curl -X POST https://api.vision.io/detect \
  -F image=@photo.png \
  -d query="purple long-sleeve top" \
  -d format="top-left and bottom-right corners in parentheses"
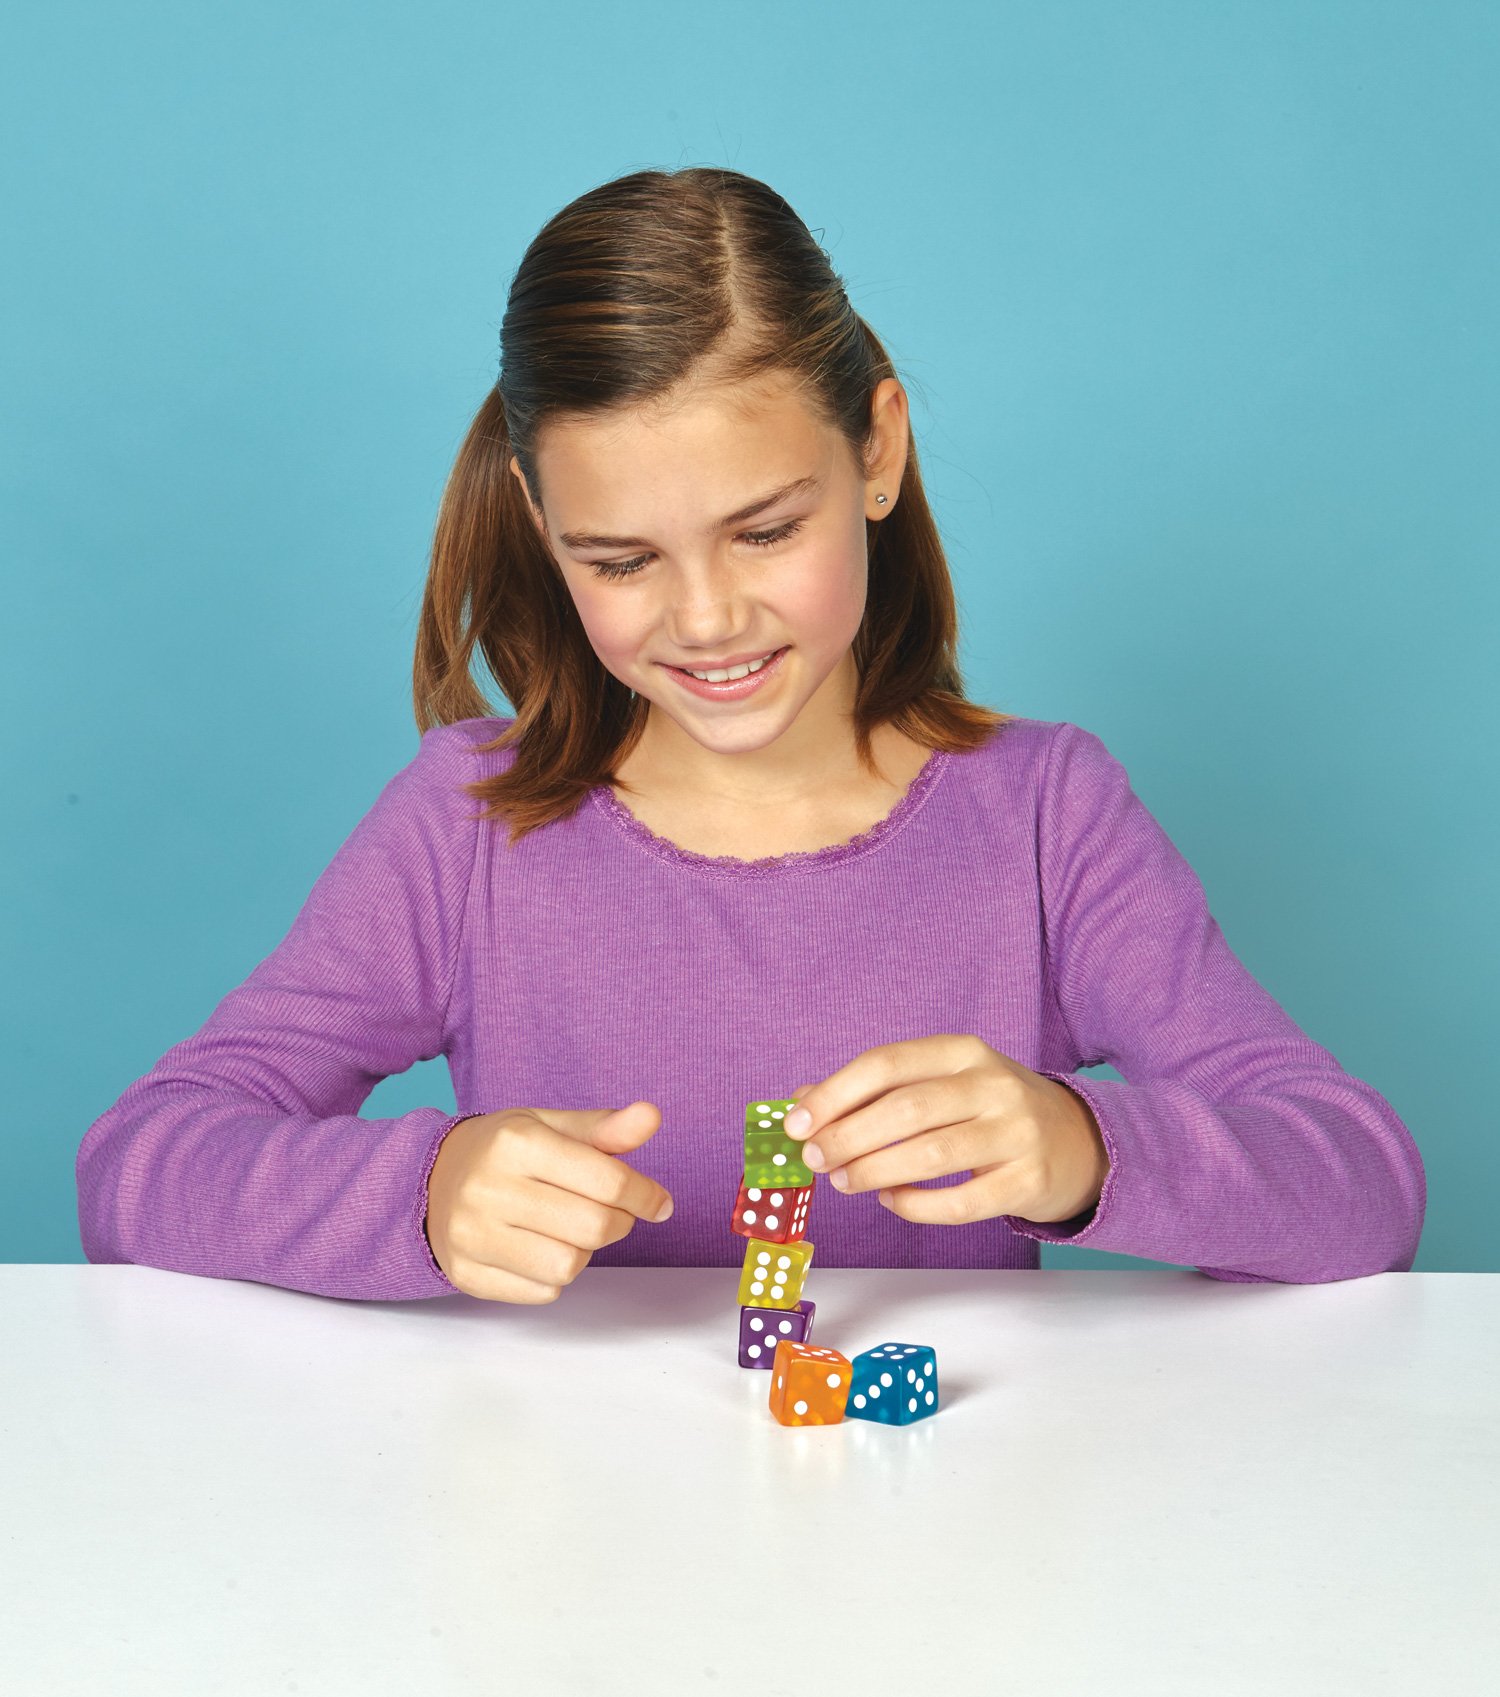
top-left (76, 714), bottom-right (1426, 1300)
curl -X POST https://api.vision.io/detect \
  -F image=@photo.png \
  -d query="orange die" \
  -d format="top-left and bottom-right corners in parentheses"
top-left (768, 1339), bottom-right (852, 1427)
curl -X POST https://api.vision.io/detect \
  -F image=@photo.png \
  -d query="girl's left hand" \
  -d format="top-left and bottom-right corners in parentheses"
top-left (784, 1035), bottom-right (1110, 1226)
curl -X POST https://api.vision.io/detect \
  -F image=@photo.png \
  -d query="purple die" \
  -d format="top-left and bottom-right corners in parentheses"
top-left (739, 1299), bottom-right (815, 1368)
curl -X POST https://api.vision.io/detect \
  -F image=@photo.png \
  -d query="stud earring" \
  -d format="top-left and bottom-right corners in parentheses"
top-left (875, 493), bottom-right (887, 506)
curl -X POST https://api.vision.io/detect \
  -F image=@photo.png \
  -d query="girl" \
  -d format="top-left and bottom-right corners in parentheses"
top-left (76, 166), bottom-right (1426, 1305)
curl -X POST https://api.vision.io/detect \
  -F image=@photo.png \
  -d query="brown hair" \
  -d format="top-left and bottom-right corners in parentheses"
top-left (413, 165), bottom-right (1012, 847)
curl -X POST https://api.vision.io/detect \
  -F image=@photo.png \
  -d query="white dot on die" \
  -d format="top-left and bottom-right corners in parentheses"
top-left (749, 1318), bottom-right (764, 1332)
top-left (908, 1398), bottom-right (917, 1413)
top-left (906, 1369), bottom-right (916, 1383)
top-left (880, 1373), bottom-right (893, 1388)
top-left (776, 1375), bottom-right (783, 1388)
top-left (750, 1281), bottom-right (765, 1296)
top-left (870, 1385), bottom-right (881, 1398)
top-left (853, 1394), bottom-right (867, 1408)
top-left (793, 1400), bottom-right (808, 1416)
top-left (766, 1215), bottom-right (780, 1229)
top-left (777, 1255), bottom-right (791, 1269)
top-left (748, 1188), bottom-right (762, 1201)
top-left (925, 1392), bottom-right (934, 1405)
top-left (773, 1154), bottom-right (787, 1166)
top-left (770, 1192), bottom-right (784, 1206)
top-left (748, 1345), bottom-right (762, 1358)
top-left (778, 1320), bottom-right (793, 1333)
top-left (825, 1374), bottom-right (841, 1388)
top-left (756, 1251), bottom-right (771, 1265)
top-left (741, 1211), bottom-right (756, 1224)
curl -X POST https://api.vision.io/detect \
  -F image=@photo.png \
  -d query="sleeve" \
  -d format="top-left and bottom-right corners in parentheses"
top-left (74, 722), bottom-right (488, 1302)
top-left (1001, 721), bottom-right (1427, 1283)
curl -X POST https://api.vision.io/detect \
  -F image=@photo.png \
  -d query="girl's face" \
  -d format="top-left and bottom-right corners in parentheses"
top-left (511, 369), bottom-right (908, 775)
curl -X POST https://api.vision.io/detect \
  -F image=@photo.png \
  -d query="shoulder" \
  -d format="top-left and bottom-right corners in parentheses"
top-left (416, 713), bottom-right (518, 761)
top-left (953, 717), bottom-right (1139, 840)
top-left (968, 715), bottom-right (1124, 779)
top-left (956, 713), bottom-right (1104, 788)
top-left (410, 715), bottom-right (520, 785)
top-left (352, 717), bottom-right (520, 841)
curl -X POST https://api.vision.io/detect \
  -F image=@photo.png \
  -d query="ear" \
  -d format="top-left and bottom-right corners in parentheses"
top-left (864, 378), bottom-right (910, 519)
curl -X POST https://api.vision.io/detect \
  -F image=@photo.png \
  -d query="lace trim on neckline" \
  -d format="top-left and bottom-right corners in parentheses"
top-left (589, 748), bottom-right (952, 878)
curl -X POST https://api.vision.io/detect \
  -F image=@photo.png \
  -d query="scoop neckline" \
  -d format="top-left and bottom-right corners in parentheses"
top-left (589, 746), bottom-right (952, 878)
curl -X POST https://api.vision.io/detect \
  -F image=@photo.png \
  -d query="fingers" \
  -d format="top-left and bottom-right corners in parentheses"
top-left (878, 1168), bottom-right (1021, 1228)
top-left (441, 1228), bottom-right (576, 1303)
top-left (825, 1120), bottom-right (986, 1197)
top-left (501, 1174), bottom-right (640, 1256)
top-left (782, 1037), bottom-right (989, 1164)
top-left (790, 1075), bottom-right (992, 1190)
top-left (445, 1189), bottom-right (625, 1302)
top-left (512, 1110), bottom-right (673, 1225)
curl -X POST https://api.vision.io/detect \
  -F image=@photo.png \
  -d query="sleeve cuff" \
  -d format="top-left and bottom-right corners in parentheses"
top-left (415, 1110), bottom-right (475, 1295)
top-left (1000, 1070), bottom-right (1123, 1246)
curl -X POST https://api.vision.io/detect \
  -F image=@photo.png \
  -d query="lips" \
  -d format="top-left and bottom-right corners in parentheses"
top-left (666, 647), bottom-right (783, 676)
top-left (661, 645), bottom-right (790, 698)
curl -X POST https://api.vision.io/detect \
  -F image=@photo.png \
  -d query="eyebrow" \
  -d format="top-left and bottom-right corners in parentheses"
top-left (557, 475), bottom-right (823, 551)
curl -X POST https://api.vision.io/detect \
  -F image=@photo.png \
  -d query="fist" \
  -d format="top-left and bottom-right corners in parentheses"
top-left (424, 1102), bottom-right (674, 1303)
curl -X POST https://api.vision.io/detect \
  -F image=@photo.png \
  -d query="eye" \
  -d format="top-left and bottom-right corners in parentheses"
top-left (589, 517), bottom-right (805, 581)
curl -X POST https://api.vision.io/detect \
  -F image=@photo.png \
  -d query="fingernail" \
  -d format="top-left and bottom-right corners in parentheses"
top-left (785, 1107), bottom-right (811, 1136)
top-left (802, 1143), bottom-right (826, 1171)
top-left (653, 1199), bottom-right (673, 1222)
top-left (828, 1168), bottom-right (849, 1191)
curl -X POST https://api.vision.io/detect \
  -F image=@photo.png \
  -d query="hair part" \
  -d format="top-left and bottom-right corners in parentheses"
top-left (413, 165), bottom-right (1012, 847)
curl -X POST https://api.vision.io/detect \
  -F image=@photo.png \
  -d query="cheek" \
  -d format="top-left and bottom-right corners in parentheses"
top-left (787, 540), bottom-right (867, 638)
top-left (571, 586), bottom-right (646, 658)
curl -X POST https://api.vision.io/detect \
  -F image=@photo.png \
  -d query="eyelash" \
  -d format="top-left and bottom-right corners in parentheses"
top-left (589, 518), bottom-right (805, 581)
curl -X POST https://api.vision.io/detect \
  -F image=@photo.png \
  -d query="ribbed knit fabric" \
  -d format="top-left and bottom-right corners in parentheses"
top-left (75, 714), bottom-right (1426, 1301)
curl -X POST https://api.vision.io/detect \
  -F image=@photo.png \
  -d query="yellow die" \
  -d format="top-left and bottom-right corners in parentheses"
top-left (737, 1237), bottom-right (813, 1310)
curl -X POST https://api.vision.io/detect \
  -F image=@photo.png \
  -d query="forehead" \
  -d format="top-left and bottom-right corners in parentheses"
top-left (533, 371), bottom-right (836, 508)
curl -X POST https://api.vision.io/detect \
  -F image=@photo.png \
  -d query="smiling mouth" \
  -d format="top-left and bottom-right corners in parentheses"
top-left (663, 646), bottom-right (787, 675)
top-left (658, 645), bottom-right (792, 694)
top-left (674, 650), bottom-right (780, 678)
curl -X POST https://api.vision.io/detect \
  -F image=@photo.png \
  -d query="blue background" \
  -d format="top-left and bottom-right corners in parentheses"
top-left (4, 0), bottom-right (1495, 1271)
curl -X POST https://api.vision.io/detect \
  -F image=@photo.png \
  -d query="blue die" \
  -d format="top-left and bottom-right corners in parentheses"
top-left (846, 1341), bottom-right (939, 1424)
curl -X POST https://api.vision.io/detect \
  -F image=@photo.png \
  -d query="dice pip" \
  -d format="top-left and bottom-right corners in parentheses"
top-left (730, 1175), bottom-right (813, 1243)
top-left (739, 1299), bottom-right (815, 1368)
top-left (737, 1237), bottom-right (813, 1310)
top-left (769, 1339), bottom-right (852, 1426)
top-left (744, 1099), bottom-right (815, 1187)
top-left (845, 1342), bottom-right (939, 1425)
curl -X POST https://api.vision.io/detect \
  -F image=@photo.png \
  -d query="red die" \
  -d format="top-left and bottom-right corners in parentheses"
top-left (730, 1174), bottom-right (813, 1243)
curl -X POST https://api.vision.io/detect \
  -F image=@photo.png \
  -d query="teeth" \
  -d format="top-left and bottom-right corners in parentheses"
top-left (684, 652), bottom-right (775, 682)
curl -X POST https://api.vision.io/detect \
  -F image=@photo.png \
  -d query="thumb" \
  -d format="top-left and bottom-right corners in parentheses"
top-left (584, 1100), bottom-right (663, 1153)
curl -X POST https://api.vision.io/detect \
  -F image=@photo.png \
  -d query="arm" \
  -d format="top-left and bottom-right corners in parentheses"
top-left (75, 722), bottom-right (490, 1301)
top-left (1002, 723), bottom-right (1426, 1282)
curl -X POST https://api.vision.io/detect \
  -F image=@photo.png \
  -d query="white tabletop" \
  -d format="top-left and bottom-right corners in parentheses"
top-left (3, 1266), bottom-right (1496, 1695)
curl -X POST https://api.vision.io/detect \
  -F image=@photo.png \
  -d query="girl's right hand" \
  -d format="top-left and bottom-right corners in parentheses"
top-left (422, 1102), bottom-right (674, 1303)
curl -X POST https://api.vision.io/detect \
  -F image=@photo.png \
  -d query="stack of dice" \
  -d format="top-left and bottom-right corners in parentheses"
top-left (732, 1097), bottom-right (940, 1429)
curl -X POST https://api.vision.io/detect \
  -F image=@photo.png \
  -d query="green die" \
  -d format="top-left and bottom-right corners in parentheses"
top-left (744, 1098), bottom-right (813, 1187)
